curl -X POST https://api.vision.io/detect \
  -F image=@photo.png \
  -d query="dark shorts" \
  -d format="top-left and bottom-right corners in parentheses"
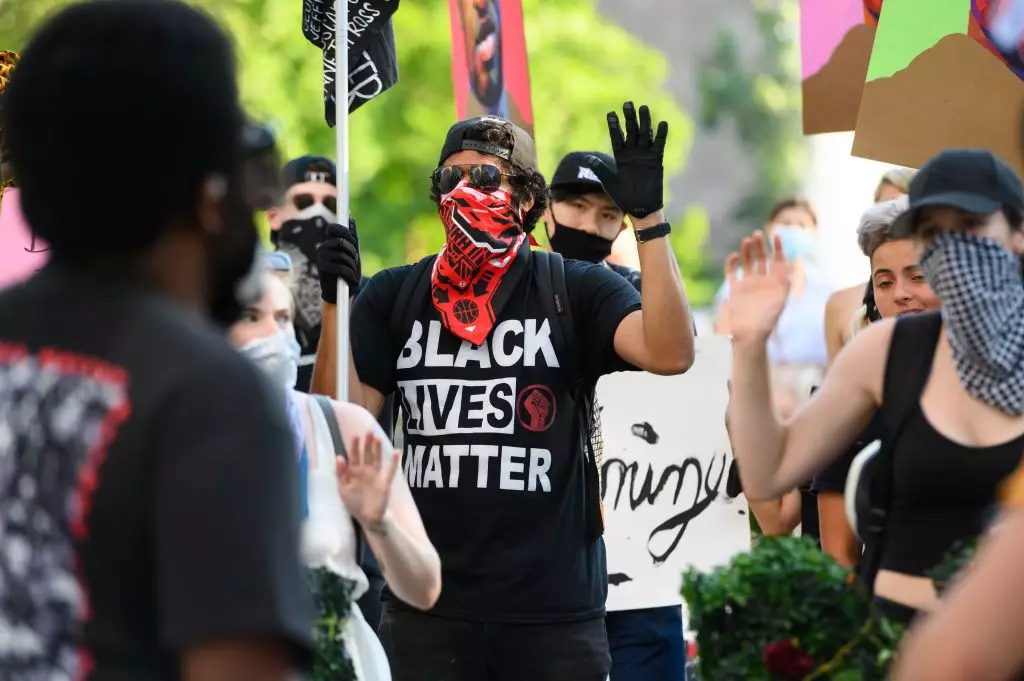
top-left (606, 606), bottom-right (687, 681)
top-left (379, 603), bottom-right (611, 681)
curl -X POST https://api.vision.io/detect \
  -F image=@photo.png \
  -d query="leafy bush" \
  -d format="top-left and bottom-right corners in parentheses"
top-left (682, 536), bottom-right (904, 680)
top-left (307, 567), bottom-right (358, 681)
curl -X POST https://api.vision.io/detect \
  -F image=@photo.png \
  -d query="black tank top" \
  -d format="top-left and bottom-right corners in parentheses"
top-left (880, 313), bottom-right (1024, 575)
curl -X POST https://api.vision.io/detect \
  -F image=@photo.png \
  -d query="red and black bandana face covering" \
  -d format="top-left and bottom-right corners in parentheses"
top-left (434, 181), bottom-right (526, 345)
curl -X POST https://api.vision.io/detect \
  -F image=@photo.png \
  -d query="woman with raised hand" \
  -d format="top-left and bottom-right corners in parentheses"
top-left (726, 148), bottom-right (1024, 626)
top-left (230, 255), bottom-right (441, 681)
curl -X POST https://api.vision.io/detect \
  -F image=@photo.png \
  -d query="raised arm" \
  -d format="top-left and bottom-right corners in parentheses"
top-left (586, 102), bottom-right (694, 375)
top-left (725, 232), bottom-right (886, 500)
top-left (334, 403), bottom-right (441, 611)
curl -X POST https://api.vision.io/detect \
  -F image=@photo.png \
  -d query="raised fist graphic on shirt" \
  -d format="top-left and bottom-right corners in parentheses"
top-left (524, 389), bottom-right (551, 430)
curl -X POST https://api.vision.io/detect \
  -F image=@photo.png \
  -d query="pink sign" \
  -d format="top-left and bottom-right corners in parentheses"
top-left (0, 187), bottom-right (48, 289)
top-left (801, 0), bottom-right (868, 78)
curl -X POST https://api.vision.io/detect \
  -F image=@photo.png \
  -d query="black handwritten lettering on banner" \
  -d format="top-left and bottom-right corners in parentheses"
top-left (403, 443), bottom-right (552, 492)
top-left (602, 453), bottom-right (727, 564)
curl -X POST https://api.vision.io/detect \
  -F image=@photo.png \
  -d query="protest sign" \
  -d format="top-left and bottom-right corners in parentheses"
top-left (302, 0), bottom-right (401, 126)
top-left (852, 0), bottom-right (1024, 173)
top-left (597, 336), bottom-right (750, 613)
top-left (0, 188), bottom-right (47, 290)
top-left (800, 0), bottom-right (876, 134)
top-left (448, 0), bottom-right (534, 138)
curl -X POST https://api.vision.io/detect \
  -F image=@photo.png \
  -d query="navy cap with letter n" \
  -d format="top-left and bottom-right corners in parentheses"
top-left (439, 116), bottom-right (538, 172)
top-left (550, 151), bottom-right (616, 193)
top-left (892, 149), bottom-right (1024, 238)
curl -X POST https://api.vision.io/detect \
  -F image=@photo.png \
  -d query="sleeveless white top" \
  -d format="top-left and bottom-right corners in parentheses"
top-left (293, 391), bottom-right (392, 681)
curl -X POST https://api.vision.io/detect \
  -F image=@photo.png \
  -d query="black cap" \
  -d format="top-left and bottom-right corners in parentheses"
top-left (439, 116), bottom-right (537, 172)
top-left (281, 154), bottom-right (336, 187)
top-left (550, 151), bottom-right (615, 193)
top-left (893, 149), bottom-right (1024, 237)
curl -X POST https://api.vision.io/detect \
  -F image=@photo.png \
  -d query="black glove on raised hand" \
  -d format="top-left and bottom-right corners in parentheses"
top-left (585, 101), bottom-right (668, 219)
top-left (317, 220), bottom-right (361, 305)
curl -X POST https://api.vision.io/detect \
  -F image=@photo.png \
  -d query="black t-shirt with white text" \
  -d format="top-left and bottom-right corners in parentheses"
top-left (351, 249), bottom-right (641, 622)
top-left (0, 265), bottom-right (312, 680)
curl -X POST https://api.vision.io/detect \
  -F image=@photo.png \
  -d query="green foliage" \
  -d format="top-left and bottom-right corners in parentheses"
top-left (697, 0), bottom-right (808, 236)
top-left (0, 0), bottom-right (714, 300)
top-left (682, 536), bottom-right (902, 681)
top-left (927, 539), bottom-right (979, 597)
top-left (306, 567), bottom-right (358, 681)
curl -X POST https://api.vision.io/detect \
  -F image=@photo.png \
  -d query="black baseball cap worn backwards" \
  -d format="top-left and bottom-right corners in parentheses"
top-left (439, 116), bottom-right (538, 172)
top-left (893, 148), bottom-right (1024, 238)
top-left (281, 154), bottom-right (336, 188)
top-left (550, 151), bottom-right (616, 194)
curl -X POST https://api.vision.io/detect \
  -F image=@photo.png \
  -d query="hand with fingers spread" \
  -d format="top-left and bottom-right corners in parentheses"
top-left (724, 231), bottom-right (793, 343)
top-left (582, 101), bottom-right (668, 219)
top-left (336, 434), bottom-right (400, 531)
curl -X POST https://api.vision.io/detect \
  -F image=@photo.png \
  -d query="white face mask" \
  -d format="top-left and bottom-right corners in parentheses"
top-left (294, 201), bottom-right (337, 225)
top-left (240, 331), bottom-right (301, 390)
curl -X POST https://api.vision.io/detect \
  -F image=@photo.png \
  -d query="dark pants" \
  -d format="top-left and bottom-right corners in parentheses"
top-left (379, 603), bottom-right (611, 681)
top-left (357, 573), bottom-right (385, 630)
top-left (606, 606), bottom-right (687, 681)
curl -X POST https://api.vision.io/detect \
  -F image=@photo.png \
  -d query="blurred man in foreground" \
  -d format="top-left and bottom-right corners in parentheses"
top-left (0, 1), bottom-right (311, 679)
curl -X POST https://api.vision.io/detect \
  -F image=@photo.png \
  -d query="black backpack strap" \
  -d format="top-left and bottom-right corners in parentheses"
top-left (533, 251), bottom-right (604, 538)
top-left (860, 312), bottom-right (942, 588)
top-left (312, 394), bottom-right (365, 563)
top-left (390, 255), bottom-right (437, 341)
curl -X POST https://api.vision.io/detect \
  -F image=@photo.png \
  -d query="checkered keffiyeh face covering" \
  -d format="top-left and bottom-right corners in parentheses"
top-left (921, 231), bottom-right (1024, 415)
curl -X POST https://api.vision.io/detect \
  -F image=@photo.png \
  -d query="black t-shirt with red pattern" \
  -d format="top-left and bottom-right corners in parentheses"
top-left (351, 249), bottom-right (641, 622)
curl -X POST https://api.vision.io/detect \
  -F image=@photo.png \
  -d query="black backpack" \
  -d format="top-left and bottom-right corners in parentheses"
top-left (851, 312), bottom-right (942, 589)
top-left (388, 251), bottom-right (605, 539)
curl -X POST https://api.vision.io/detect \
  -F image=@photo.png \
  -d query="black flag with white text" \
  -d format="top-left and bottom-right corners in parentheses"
top-left (302, 0), bottom-right (400, 126)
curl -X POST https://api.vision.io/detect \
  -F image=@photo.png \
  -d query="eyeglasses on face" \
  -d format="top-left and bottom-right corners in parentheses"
top-left (431, 164), bottom-right (515, 196)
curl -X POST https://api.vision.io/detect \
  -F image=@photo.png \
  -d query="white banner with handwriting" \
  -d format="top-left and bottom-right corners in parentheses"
top-left (597, 336), bottom-right (750, 612)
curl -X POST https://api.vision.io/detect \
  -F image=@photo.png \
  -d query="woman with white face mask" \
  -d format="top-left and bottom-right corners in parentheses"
top-left (230, 258), bottom-right (442, 681)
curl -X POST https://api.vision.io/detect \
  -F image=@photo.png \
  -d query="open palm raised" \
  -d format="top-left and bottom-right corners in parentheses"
top-left (724, 231), bottom-right (792, 343)
top-left (336, 434), bottom-right (400, 529)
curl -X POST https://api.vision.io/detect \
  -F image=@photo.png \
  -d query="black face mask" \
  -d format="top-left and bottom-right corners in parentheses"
top-left (548, 218), bottom-right (615, 264)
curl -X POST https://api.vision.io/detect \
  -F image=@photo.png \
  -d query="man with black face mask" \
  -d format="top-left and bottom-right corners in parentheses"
top-left (547, 151), bottom-right (687, 680)
top-left (268, 155), bottom-right (345, 391)
top-left (0, 2), bottom-right (311, 679)
top-left (546, 151), bottom-right (640, 288)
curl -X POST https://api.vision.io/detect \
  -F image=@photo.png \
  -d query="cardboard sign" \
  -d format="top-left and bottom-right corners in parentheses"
top-left (801, 0), bottom-right (876, 134)
top-left (597, 337), bottom-right (750, 612)
top-left (448, 0), bottom-right (534, 138)
top-left (0, 188), bottom-right (48, 290)
top-left (852, 0), bottom-right (1024, 173)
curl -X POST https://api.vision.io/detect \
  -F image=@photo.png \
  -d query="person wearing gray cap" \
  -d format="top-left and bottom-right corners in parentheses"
top-left (312, 104), bottom-right (696, 680)
top-left (726, 147), bottom-right (1024, 633)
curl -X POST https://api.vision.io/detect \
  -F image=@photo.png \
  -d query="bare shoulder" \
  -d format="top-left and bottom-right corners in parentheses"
top-left (830, 318), bottom-right (895, 402)
top-left (329, 400), bottom-right (392, 448)
top-left (826, 283), bottom-right (866, 313)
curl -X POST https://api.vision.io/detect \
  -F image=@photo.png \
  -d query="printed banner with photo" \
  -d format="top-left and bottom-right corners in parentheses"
top-left (597, 337), bottom-right (750, 613)
top-left (0, 188), bottom-right (47, 290)
top-left (448, 0), bottom-right (534, 138)
top-left (800, 0), bottom-right (878, 134)
top-left (301, 0), bottom-right (401, 126)
top-left (852, 0), bottom-right (1024, 174)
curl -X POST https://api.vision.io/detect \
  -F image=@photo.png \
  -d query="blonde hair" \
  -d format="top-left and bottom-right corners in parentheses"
top-left (873, 167), bottom-right (916, 202)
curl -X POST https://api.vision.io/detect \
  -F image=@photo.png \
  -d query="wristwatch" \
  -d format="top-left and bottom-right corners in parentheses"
top-left (635, 221), bottom-right (671, 244)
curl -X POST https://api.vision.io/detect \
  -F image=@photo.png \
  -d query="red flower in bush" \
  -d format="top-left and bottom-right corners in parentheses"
top-left (763, 639), bottom-right (814, 680)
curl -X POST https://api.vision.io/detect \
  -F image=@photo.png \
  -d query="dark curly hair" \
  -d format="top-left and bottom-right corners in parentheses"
top-left (5, 0), bottom-right (243, 259)
top-left (431, 119), bottom-right (549, 233)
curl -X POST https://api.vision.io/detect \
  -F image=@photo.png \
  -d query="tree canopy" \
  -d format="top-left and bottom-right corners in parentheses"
top-left (0, 0), bottom-right (715, 302)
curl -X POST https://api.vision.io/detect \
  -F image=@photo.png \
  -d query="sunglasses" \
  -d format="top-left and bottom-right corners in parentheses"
top-left (431, 164), bottom-right (515, 196)
top-left (291, 192), bottom-right (338, 214)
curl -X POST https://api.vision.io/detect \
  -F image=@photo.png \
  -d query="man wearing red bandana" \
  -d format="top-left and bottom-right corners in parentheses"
top-left (313, 105), bottom-right (696, 681)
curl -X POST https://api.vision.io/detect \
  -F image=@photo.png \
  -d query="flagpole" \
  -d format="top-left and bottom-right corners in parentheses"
top-left (334, 0), bottom-right (350, 403)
